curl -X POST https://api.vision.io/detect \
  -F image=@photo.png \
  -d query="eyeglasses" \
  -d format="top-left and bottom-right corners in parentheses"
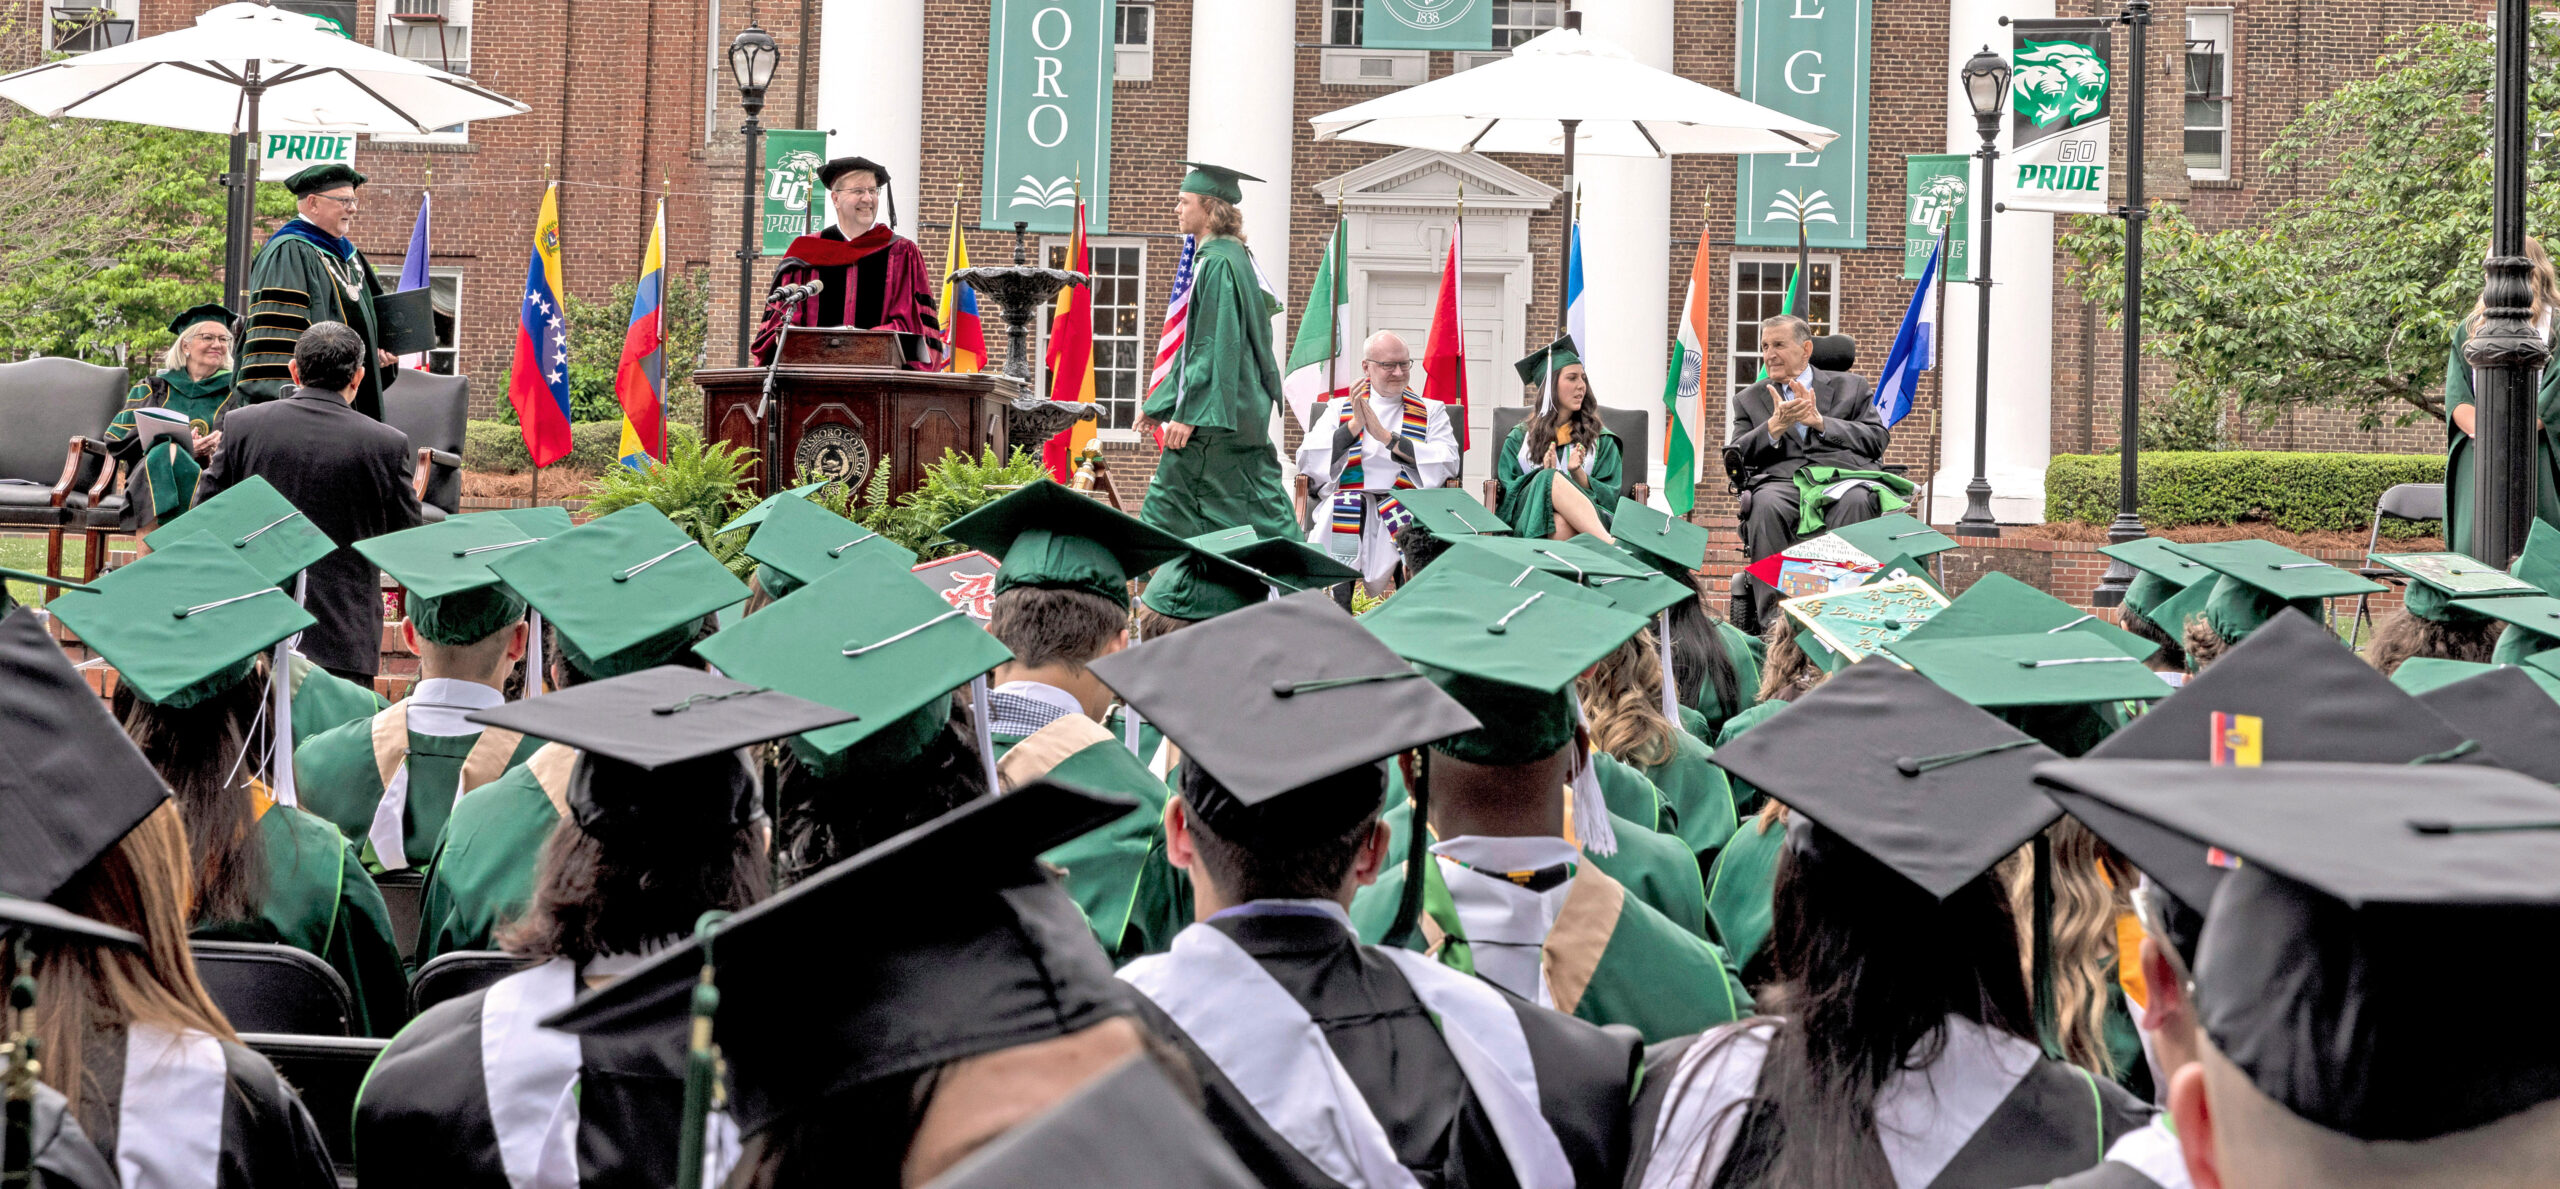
top-left (1364, 359), bottom-right (1414, 372)
top-left (308, 192), bottom-right (359, 211)
top-left (831, 186), bottom-right (881, 198)
top-left (186, 333), bottom-right (233, 346)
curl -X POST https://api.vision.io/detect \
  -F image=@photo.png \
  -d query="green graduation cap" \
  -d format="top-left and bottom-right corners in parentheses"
top-left (1828, 513), bottom-right (1956, 562)
top-left (1140, 530), bottom-right (1357, 623)
top-left (1581, 568), bottom-right (1694, 621)
top-left (0, 567), bottom-right (94, 617)
top-left (1438, 533), bottom-right (1649, 583)
top-left (1863, 553), bottom-right (1943, 593)
top-left (694, 552), bottom-right (1010, 773)
top-left (2165, 539), bottom-right (2381, 646)
top-left (354, 511), bottom-right (550, 646)
top-left (284, 163), bottom-right (366, 196)
top-left (743, 496), bottom-right (918, 601)
top-left (941, 480), bottom-right (1189, 605)
top-left (1512, 335), bottom-right (1582, 386)
top-left (1779, 576), bottom-right (1948, 669)
top-left (2146, 569), bottom-right (2215, 642)
top-left (2389, 656), bottom-right (2560, 700)
top-left (167, 302), bottom-right (236, 337)
top-left (1362, 564), bottom-right (1645, 768)
top-left (1392, 488), bottom-right (1512, 538)
top-left (1178, 161), bottom-right (1260, 205)
top-left (717, 480), bottom-right (832, 537)
top-left (1416, 539), bottom-right (1607, 605)
top-left (164, 475), bottom-right (334, 587)
top-left (2096, 536), bottom-right (2210, 623)
top-left (2510, 518), bottom-right (2560, 596)
top-left (2367, 551), bottom-right (2538, 623)
top-left (1889, 630), bottom-right (2168, 710)
top-left (1608, 496), bottom-right (1712, 580)
top-left (2475, 593), bottom-right (2560, 665)
top-left (485, 504), bottom-right (748, 679)
top-left (1892, 570), bottom-right (2157, 664)
top-left (47, 533), bottom-right (316, 707)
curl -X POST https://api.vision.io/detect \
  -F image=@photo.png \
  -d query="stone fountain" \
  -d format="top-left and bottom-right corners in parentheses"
top-left (954, 221), bottom-right (1098, 444)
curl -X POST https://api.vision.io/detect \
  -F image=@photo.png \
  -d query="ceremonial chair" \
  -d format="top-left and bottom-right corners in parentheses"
top-left (0, 357), bottom-right (127, 592)
top-left (409, 949), bottom-right (527, 1017)
top-left (1476, 404), bottom-right (1655, 511)
top-left (1719, 336), bottom-right (1877, 633)
top-left (241, 1032), bottom-right (386, 1176)
top-left (382, 369), bottom-right (469, 521)
top-left (2348, 481), bottom-right (2450, 647)
top-left (375, 868), bottom-right (427, 964)
top-left (190, 940), bottom-right (357, 1035)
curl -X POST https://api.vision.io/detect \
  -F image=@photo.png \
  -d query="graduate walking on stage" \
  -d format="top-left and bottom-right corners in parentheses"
top-left (1135, 163), bottom-right (1299, 543)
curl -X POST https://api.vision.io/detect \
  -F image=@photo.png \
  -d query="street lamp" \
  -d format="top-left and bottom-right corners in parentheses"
top-left (2093, 1), bottom-right (2153, 606)
top-left (1953, 45), bottom-right (2010, 538)
top-left (729, 22), bottom-right (779, 368)
top-left (2466, 0), bottom-right (2550, 566)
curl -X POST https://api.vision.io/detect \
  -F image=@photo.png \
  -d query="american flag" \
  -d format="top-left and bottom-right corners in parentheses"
top-left (1147, 234), bottom-right (1198, 394)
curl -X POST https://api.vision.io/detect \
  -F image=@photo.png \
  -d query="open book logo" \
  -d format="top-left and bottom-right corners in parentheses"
top-left (1765, 189), bottom-right (1838, 226)
top-left (1010, 175), bottom-right (1077, 209)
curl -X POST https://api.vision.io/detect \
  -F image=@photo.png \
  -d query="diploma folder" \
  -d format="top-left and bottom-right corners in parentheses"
top-left (375, 286), bottom-right (439, 356)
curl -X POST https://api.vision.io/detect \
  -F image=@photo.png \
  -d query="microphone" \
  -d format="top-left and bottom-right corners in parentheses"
top-left (797, 277), bottom-right (825, 298)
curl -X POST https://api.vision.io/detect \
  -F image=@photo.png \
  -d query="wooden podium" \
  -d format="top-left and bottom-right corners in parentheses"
top-left (696, 328), bottom-right (1027, 500)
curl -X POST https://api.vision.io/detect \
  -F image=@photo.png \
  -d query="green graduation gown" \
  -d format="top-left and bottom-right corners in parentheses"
top-left (293, 701), bottom-right (548, 872)
top-left (191, 785), bottom-right (409, 1037)
top-left (995, 713), bottom-right (1189, 962)
top-left (1493, 424), bottom-right (1623, 539)
top-left (414, 743), bottom-right (575, 962)
top-left (104, 367), bottom-right (236, 530)
top-left (1634, 728), bottom-right (1741, 868)
top-left (1704, 811), bottom-right (1787, 981)
top-left (289, 654), bottom-right (387, 749)
top-left (1137, 235), bottom-right (1296, 542)
top-left (1683, 621), bottom-right (1766, 740)
top-left (1375, 766), bottom-right (1711, 941)
top-left (2444, 319), bottom-right (2560, 559)
top-left (239, 219), bottom-right (399, 420)
top-left (1714, 699), bottom-right (1790, 819)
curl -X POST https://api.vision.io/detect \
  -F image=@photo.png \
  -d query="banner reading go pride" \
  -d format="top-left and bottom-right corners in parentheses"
top-left (982, 0), bottom-right (1113, 234)
top-left (2000, 19), bottom-right (2112, 215)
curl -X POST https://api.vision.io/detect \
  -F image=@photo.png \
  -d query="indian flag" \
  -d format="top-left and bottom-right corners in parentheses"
top-left (1660, 229), bottom-right (1711, 514)
top-left (1282, 217), bottom-right (1353, 432)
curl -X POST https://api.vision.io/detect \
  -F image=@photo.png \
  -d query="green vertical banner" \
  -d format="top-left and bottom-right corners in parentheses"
top-left (982, 0), bottom-right (1113, 235)
top-left (2002, 19), bottom-right (2113, 214)
top-left (1360, 0), bottom-right (1492, 50)
top-left (1903, 153), bottom-right (1972, 282)
top-left (1734, 0), bottom-right (1870, 249)
top-left (761, 130), bottom-right (827, 256)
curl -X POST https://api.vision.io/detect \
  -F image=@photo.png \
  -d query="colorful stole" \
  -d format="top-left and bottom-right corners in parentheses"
top-left (1327, 382), bottom-right (1429, 558)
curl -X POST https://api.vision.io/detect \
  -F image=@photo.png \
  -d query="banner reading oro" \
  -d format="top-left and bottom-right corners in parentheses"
top-left (982, 0), bottom-right (1113, 235)
top-left (2001, 19), bottom-right (2113, 215)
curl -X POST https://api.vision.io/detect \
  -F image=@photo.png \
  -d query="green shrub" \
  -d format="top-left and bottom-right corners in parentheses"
top-left (888, 447), bottom-right (1052, 561)
top-left (580, 431), bottom-right (757, 578)
top-left (464, 419), bottom-right (650, 474)
top-left (2045, 451), bottom-right (2445, 537)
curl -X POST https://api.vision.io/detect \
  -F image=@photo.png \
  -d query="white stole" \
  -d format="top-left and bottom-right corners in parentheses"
top-left (117, 1025), bottom-right (226, 1189)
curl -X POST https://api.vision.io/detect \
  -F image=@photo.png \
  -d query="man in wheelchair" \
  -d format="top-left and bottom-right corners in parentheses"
top-left (1723, 314), bottom-right (1892, 624)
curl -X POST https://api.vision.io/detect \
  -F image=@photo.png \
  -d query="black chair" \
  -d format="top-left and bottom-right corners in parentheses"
top-left (0, 357), bottom-right (129, 590)
top-left (191, 941), bottom-right (355, 1036)
top-left (241, 1032), bottom-right (387, 1177)
top-left (374, 869), bottom-right (426, 965)
top-left (1809, 334), bottom-right (1858, 373)
top-left (2349, 482), bottom-right (2450, 646)
top-left (381, 370), bottom-right (469, 520)
top-left (409, 950), bottom-right (527, 1018)
top-left (1479, 405), bottom-right (1655, 512)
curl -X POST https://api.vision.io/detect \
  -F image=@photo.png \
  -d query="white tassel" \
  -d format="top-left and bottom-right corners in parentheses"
top-left (1571, 695), bottom-right (1616, 857)
top-left (525, 610), bottom-right (546, 696)
top-left (267, 573), bottom-right (308, 807)
top-left (1123, 703), bottom-right (1144, 757)
top-left (972, 675), bottom-right (1002, 793)
top-left (1656, 612), bottom-right (1679, 723)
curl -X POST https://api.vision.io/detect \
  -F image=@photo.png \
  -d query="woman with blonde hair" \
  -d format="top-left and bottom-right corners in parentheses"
top-left (2006, 818), bottom-right (2154, 1097)
top-left (2444, 234), bottom-right (2560, 558)
top-left (1578, 627), bottom-right (1739, 865)
top-left (102, 303), bottom-right (238, 533)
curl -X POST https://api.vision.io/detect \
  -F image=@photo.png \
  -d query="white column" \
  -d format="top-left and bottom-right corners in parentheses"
top-left (1187, 0), bottom-right (1296, 334)
top-left (1934, 0), bottom-right (2055, 524)
top-left (1576, 0), bottom-right (1676, 508)
top-left (816, 0), bottom-right (924, 237)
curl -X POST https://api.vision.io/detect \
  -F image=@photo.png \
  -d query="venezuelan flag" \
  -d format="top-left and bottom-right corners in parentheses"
top-left (939, 217), bottom-right (985, 374)
top-left (615, 200), bottom-right (668, 468)
top-left (505, 182), bottom-right (573, 467)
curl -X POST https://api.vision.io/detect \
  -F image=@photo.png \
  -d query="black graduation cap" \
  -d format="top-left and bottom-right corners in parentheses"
top-left (919, 1055), bottom-right (1260, 1189)
top-left (2029, 758), bottom-right (2560, 1142)
top-left (0, 607), bottom-right (163, 946)
top-left (540, 779), bottom-right (1138, 1138)
top-left (2414, 665), bottom-right (2560, 785)
top-left (1088, 591), bottom-right (1479, 843)
top-left (466, 666), bottom-right (853, 842)
top-left (1710, 656), bottom-right (2062, 900)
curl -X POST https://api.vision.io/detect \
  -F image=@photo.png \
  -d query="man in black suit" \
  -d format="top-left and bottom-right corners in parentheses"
top-left (1728, 313), bottom-right (1891, 621)
top-left (195, 321), bottom-right (422, 686)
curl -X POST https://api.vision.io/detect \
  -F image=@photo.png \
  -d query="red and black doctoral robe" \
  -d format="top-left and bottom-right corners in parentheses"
top-left (751, 223), bottom-right (940, 367)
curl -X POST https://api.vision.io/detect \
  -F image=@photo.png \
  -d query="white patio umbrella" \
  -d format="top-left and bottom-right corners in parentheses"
top-left (0, 1), bottom-right (530, 313)
top-left (1311, 13), bottom-right (1838, 328)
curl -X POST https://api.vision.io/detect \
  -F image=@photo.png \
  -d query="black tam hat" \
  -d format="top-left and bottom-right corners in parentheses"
top-left (817, 156), bottom-right (896, 227)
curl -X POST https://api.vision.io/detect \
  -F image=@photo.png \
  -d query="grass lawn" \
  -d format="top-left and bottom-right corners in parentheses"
top-left (0, 536), bottom-right (87, 606)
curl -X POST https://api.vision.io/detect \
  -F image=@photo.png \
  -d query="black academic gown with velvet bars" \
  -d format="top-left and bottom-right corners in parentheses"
top-left (71, 1023), bottom-right (337, 1189)
top-left (1122, 910), bottom-right (1637, 1189)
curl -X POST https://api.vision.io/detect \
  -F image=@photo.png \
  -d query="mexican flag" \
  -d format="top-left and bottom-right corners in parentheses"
top-left (1661, 230), bottom-right (1710, 515)
top-left (1282, 217), bottom-right (1353, 432)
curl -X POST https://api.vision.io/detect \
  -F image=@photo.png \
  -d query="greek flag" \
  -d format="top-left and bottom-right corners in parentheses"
top-left (1872, 229), bottom-right (1943, 428)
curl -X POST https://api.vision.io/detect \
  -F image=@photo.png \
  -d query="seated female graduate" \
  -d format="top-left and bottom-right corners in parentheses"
top-left (415, 504), bottom-right (749, 962)
top-left (47, 532), bottom-right (407, 1038)
top-left (2363, 550), bottom-right (2537, 675)
top-left (1494, 336), bottom-right (1622, 543)
top-left (1632, 659), bottom-right (2152, 1189)
top-left (1091, 591), bottom-right (1641, 1189)
top-left (354, 666), bottom-right (851, 1189)
top-left (0, 608), bottom-right (336, 1187)
top-left (536, 782), bottom-right (1166, 1188)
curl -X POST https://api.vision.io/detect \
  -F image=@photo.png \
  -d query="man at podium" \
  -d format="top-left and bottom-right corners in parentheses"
top-left (751, 155), bottom-right (940, 367)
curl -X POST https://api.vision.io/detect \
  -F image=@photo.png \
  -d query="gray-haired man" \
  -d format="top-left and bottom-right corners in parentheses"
top-left (1727, 314), bottom-right (1890, 619)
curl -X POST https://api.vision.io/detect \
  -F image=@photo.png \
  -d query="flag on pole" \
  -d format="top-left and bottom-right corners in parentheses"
top-left (1565, 222), bottom-right (1589, 380)
top-left (1042, 197), bottom-right (1096, 482)
top-left (1660, 229), bottom-right (1712, 515)
top-left (504, 182), bottom-right (572, 468)
top-left (1421, 220), bottom-right (1469, 449)
top-left (395, 191), bottom-right (432, 369)
top-left (1872, 229), bottom-right (1943, 428)
top-left (939, 218), bottom-right (986, 374)
top-left (1283, 217), bottom-right (1353, 432)
top-left (1147, 235), bottom-right (1197, 397)
top-left (613, 199), bottom-right (668, 469)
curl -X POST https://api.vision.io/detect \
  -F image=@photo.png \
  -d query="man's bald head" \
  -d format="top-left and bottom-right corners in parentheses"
top-left (1362, 331), bottom-right (1414, 395)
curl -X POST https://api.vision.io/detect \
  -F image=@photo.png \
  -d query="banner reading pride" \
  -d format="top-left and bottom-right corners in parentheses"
top-left (2001, 19), bottom-right (2113, 215)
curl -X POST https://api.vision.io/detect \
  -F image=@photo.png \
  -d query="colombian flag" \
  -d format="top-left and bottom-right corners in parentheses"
top-left (615, 200), bottom-right (668, 468)
top-left (939, 218), bottom-right (985, 374)
top-left (505, 182), bottom-right (572, 467)
top-left (1041, 198), bottom-right (1096, 481)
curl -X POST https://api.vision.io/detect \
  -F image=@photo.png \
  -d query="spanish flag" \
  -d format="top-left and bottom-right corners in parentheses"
top-left (1042, 198), bottom-right (1096, 481)
top-left (614, 199), bottom-right (668, 468)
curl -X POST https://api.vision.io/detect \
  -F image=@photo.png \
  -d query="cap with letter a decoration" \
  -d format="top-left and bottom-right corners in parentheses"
top-left (485, 503), bottom-right (749, 679)
top-left (0, 606), bottom-right (166, 946)
top-left (940, 480), bottom-right (1190, 606)
top-left (46, 532), bottom-right (316, 708)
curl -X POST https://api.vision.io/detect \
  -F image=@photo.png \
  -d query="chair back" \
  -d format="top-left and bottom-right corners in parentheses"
top-left (409, 949), bottom-right (528, 1017)
top-left (190, 940), bottom-right (355, 1035)
top-left (2375, 482), bottom-right (2446, 524)
top-left (0, 356), bottom-right (128, 485)
top-left (1810, 334), bottom-right (1858, 374)
top-left (240, 1033), bottom-right (386, 1175)
top-left (381, 370), bottom-right (469, 513)
top-left (1486, 404), bottom-right (1646, 505)
top-left (374, 868), bottom-right (426, 963)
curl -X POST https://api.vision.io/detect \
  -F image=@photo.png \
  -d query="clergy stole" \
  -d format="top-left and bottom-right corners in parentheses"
top-left (1326, 384), bottom-right (1428, 567)
top-left (368, 702), bottom-right (527, 871)
top-left (1122, 923), bottom-right (1576, 1189)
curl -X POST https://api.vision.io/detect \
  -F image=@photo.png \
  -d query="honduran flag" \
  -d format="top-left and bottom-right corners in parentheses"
top-left (615, 199), bottom-right (668, 468)
top-left (1871, 228), bottom-right (1943, 429)
top-left (505, 182), bottom-right (572, 468)
top-left (939, 218), bottom-right (986, 374)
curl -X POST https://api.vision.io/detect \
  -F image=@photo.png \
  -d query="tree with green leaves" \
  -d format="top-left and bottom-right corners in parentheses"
top-left (2061, 18), bottom-right (2560, 438)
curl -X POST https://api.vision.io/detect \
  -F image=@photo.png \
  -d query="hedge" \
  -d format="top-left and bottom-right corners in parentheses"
top-left (464, 419), bottom-right (679, 474)
top-left (2045, 451), bottom-right (2444, 537)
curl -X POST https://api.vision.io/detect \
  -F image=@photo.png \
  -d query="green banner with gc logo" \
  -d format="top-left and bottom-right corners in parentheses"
top-left (762, 129), bottom-right (827, 256)
top-left (981, 0), bottom-right (1114, 234)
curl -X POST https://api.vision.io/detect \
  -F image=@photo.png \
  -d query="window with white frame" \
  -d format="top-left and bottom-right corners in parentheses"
top-left (1043, 240), bottom-right (1147, 432)
top-left (1321, 0), bottom-right (1425, 85)
top-left (1114, 2), bottom-right (1153, 80)
top-left (1727, 255), bottom-right (1838, 398)
top-left (1490, 0), bottom-right (1561, 48)
top-left (45, 1), bottom-right (135, 53)
top-left (1328, 0), bottom-right (1362, 45)
top-left (2185, 10), bottom-right (2232, 179)
top-left (383, 265), bottom-right (462, 373)
top-left (378, 0), bottom-right (471, 73)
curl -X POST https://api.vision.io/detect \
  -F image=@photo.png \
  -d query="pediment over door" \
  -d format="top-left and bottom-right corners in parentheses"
top-left (1315, 149), bottom-right (1560, 216)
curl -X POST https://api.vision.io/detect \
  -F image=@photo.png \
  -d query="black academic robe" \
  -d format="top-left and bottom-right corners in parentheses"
top-left (27, 1082), bottom-right (117, 1189)
top-left (1124, 912), bottom-right (1637, 1189)
top-left (72, 1024), bottom-right (337, 1189)
top-left (192, 385), bottom-right (423, 678)
top-left (355, 959), bottom-right (695, 1189)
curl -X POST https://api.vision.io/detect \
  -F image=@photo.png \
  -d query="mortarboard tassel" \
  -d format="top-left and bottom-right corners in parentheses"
top-left (1570, 695), bottom-right (1617, 857)
top-left (1383, 749), bottom-right (1433, 949)
top-left (1655, 613), bottom-right (1679, 722)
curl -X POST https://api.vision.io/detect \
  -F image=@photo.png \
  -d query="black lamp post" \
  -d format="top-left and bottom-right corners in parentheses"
top-left (1953, 45), bottom-right (2011, 538)
top-left (2466, 0), bottom-right (2549, 567)
top-left (729, 23), bottom-right (780, 368)
top-left (2092, 0), bottom-right (2152, 606)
